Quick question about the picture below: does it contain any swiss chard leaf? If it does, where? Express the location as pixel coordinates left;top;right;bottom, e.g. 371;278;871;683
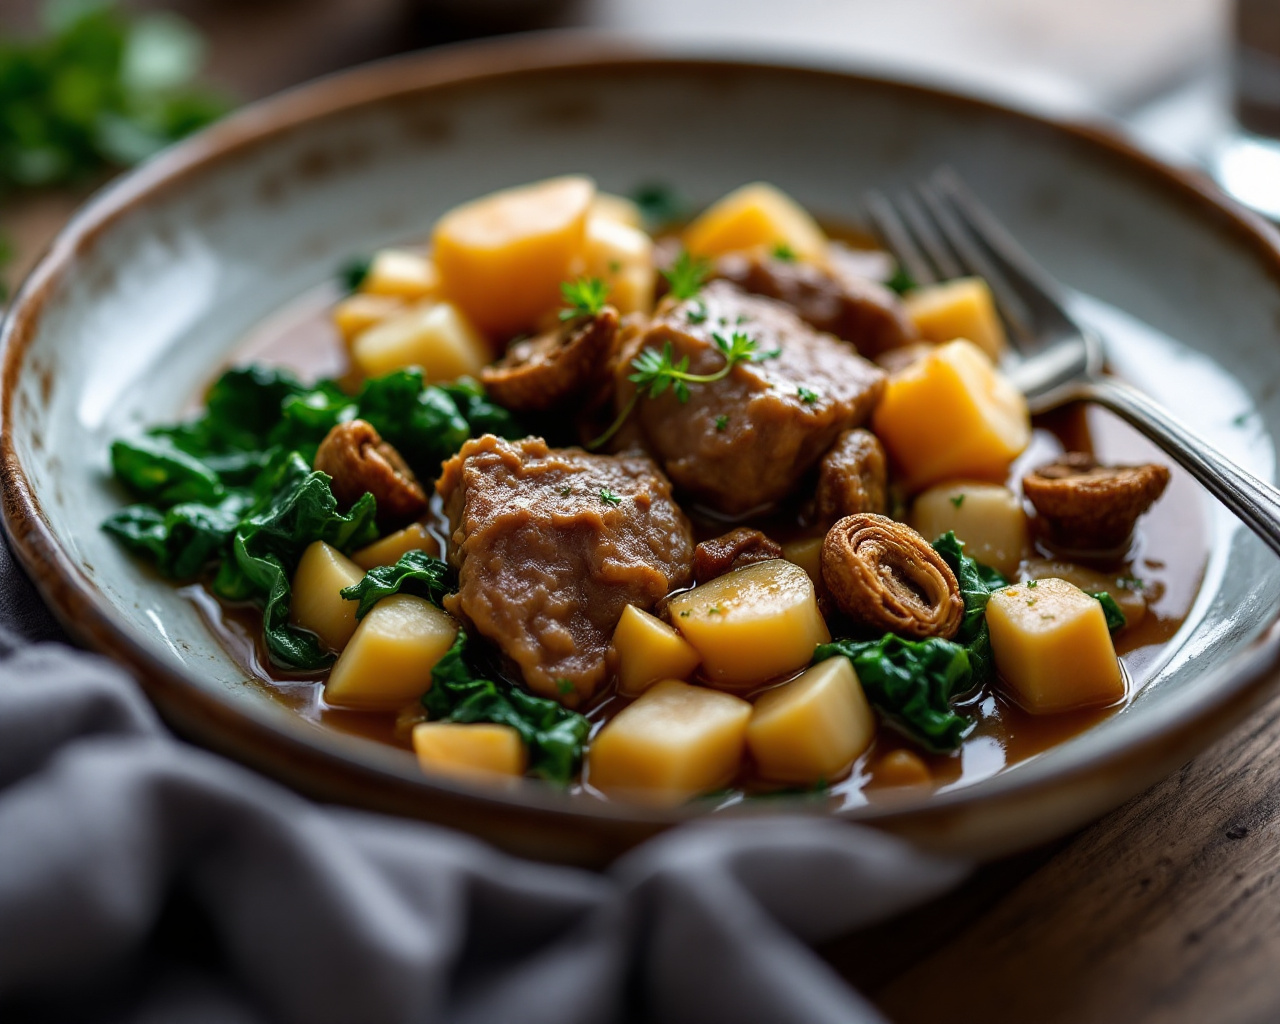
437;378;523;442
103;496;247;579
423;633;590;784
815;635;975;752
355;369;471;478
341;550;453;619
109;435;224;505
932;530;1007;685
1090;592;1127;632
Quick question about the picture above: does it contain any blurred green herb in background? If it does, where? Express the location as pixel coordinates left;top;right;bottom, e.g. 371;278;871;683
0;0;230;300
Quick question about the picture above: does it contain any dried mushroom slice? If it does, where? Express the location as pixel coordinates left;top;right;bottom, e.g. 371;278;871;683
1022;452;1170;550
480;307;619;412
812;428;888;526
821;514;963;639
693;527;784;584
314;418;428;529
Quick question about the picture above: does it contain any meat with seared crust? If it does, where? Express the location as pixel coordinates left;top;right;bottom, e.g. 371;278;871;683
436;435;693;705
713;253;917;358
616;280;886;514
693;527;784;584
314;419;428;529
1022;452;1170;550
813;428;889;526
481;307;619;412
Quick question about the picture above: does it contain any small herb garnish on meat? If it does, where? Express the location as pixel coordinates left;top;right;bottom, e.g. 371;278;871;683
340;550;453;619
797;386;819;405
599;488;622;507
556;678;575;695
662;250;710;301
1117;575;1145;591
686;300;709;325
771;243;797;262
587;331;771;449
560;485;573;497
715;415;729;432
1027;578;1038;587
559;276;609;322
950;493;965;508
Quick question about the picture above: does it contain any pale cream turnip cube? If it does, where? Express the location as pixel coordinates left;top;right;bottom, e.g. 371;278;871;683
910;481;1028;577
289;540;365;653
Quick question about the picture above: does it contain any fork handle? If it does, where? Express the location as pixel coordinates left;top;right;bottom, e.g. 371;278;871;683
1061;376;1280;557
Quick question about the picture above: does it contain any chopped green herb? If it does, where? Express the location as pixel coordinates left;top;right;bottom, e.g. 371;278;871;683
679;609;691;618
715;414;729;432
559;276;609;322
1089;592;1127;632
949;493;966;509
736;313;751;324
1232;411;1250;427
339;256;372;293
1117;575;1145;592
686;300;709;325
661;250;710;301
607;259;622;274
556;678;575;695
886;264;917;295
797;386;820;405
707;605;723;615
599;488;622;507
560;485;573;497
1027;578;1038;588
771;243;797;262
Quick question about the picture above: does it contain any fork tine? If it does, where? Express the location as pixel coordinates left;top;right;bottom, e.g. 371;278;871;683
894;190;963;282
865;190;937;287
913;180;1037;350
929;168;1078;334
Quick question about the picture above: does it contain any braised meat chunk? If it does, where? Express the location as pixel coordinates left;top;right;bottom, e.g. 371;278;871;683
693;527;784;584
619;280;886;514
1023;453;1170;550
314;419;428;529
481;307;619;412
713;252;916;358
813;428;889;525
437;435;693;705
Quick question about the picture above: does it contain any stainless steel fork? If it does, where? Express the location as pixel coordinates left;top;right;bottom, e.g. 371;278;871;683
865;168;1280;558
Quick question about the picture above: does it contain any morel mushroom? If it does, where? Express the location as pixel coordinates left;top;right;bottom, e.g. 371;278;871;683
693;527;784;584
480;307;619;412
314;419;428;529
821;514;963;639
812;428;889;526
1022;452;1170;550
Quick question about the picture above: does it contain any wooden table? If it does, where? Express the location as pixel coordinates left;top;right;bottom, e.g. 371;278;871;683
4;3;1275;1021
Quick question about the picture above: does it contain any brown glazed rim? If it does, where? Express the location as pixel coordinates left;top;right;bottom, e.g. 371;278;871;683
5;32;1280;848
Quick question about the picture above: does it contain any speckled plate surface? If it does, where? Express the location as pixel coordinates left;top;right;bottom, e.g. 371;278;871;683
6;35;1280;866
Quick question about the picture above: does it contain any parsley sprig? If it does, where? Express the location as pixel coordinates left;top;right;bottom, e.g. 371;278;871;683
661;250;710;301
588;331;775;449
559;276;609;322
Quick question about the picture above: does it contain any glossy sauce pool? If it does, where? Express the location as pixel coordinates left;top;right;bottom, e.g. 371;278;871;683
193;283;1209;810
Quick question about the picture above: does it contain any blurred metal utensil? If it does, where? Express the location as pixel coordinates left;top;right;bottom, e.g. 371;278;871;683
866;168;1280;557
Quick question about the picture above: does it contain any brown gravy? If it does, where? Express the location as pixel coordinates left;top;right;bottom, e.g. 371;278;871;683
192;285;1208;807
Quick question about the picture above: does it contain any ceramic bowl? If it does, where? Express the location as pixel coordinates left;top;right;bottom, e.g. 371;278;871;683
6;36;1280;866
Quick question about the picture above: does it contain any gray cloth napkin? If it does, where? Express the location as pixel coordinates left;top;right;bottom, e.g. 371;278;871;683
0;536;968;1023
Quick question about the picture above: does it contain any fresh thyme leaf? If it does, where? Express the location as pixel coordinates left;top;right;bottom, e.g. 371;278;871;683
599;488;622;507
560;485;573;497
556;677;575;695
715;415;729;431
686;300;708;325
662;250;710;301
559;276;609;322
797;386;819;405
771;243;797;262
949;493;965;508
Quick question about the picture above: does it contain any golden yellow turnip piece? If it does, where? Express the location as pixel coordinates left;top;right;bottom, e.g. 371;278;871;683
747;658;875;785
351;522;440;571
360;249;439;299
289;541;365;653
331;293;405;344
986;578;1125;715
324;594;458;711
903;277;1007;360
583;216;655;314
612;604;701;697
872;749;932;788
433;175;596;338
412;722;526;783
587;679;752;805
351;301;489;383
872;339;1030;491
683;182;828;262
591;192;644;229
910;481;1028;578
781;536;825;590
667;559;830;688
